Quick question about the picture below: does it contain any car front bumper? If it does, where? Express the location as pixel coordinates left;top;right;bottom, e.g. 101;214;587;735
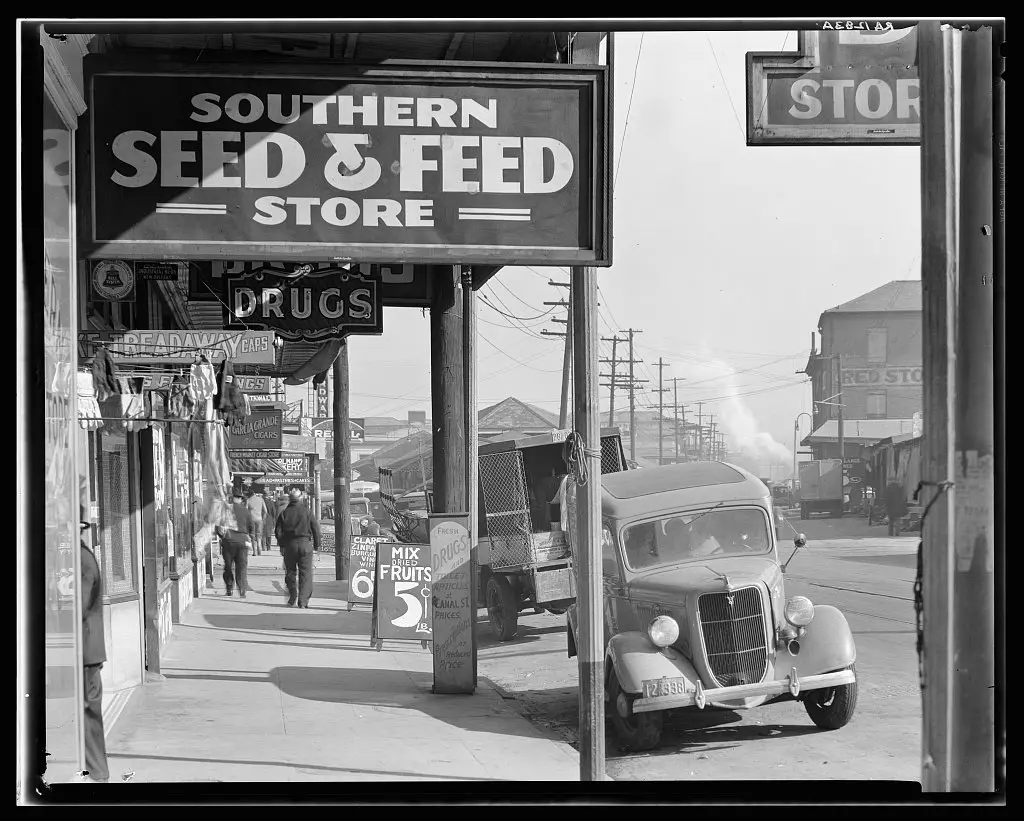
631;667;856;714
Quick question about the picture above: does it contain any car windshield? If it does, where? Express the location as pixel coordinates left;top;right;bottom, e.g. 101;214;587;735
620;507;772;572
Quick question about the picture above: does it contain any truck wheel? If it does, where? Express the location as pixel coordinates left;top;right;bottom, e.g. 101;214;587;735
486;575;519;642
804;665;858;730
607;667;663;751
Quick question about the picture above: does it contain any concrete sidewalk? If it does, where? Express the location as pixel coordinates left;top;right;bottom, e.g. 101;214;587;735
105;560;581;782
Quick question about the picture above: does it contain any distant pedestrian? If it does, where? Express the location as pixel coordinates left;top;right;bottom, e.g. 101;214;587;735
80;523;109;783
275;486;322;608
884;481;909;537
246;490;268;556
217;491;257;597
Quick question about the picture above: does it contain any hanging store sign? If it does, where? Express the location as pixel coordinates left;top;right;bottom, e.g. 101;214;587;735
81;58;611;266
226;266;382;342
841;366;923;386
747;25;920;145
91;259;135;301
228;409;283;450
79;329;276;365
315;382;329;417
235;375;271;394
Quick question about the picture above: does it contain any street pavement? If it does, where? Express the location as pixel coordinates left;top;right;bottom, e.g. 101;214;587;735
102;553;581;783
473;514;924;783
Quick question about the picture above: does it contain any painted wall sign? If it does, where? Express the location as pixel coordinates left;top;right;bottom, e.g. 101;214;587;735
228;409;283;450
91;259;135;301
346;535;389;610
79;329;276;365
842;366;923;386
82;58;611;266
747;26;920;145
226;266;382;342
235;375;271;394
373;542;433;644
429;514;474;693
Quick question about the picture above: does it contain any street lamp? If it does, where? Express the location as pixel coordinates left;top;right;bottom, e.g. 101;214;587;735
793;412;813;490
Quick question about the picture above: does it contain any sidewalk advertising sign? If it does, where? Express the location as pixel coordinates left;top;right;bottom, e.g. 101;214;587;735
226;265;383;342
79;329;276;365
370;542;433;650
229;409;283;450
345;535;389;610
747;25;919;145
81;57;612;266
429;513;475;693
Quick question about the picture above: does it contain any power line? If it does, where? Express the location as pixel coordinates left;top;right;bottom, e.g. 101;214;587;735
614;32;645;190
706;33;745;141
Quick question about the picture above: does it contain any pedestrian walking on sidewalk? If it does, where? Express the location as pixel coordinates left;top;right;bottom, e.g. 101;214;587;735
217;491;257;597
80;523;110;783
246;489;268;556
884;481;908;537
275;486;322;608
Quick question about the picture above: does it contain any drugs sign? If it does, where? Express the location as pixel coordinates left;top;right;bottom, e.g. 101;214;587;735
82;57;611;266
747;26;920;145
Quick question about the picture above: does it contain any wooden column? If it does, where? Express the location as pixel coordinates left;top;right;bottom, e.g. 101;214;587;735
138;426;161;675
430;266;466;514
462;267;479;686
918;21;962;792
332;340;351;580
571;31;608;784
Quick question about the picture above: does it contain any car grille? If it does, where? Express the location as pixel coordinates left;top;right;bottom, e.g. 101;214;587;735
697;586;769;688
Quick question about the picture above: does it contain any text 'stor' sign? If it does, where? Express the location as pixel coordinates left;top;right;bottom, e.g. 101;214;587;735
375;543;433;641
429;514;474;693
347;535;389;606
747;26;920;145
229;409;283;450
842;366;923;386
84;58;610;266
227;267;382;342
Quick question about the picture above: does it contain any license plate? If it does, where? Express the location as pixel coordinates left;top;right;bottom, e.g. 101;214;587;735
641;677;690;699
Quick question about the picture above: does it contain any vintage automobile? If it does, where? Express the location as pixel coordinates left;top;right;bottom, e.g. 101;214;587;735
563;460;858;751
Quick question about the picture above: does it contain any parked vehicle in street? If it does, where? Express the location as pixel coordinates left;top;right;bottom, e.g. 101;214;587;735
563;460;858;751
476;428;629;641
798;459;845;519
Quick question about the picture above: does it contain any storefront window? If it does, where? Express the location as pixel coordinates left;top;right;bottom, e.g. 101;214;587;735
151;420;171;585
169;428;194;572
42;91;83;783
87;429;139;596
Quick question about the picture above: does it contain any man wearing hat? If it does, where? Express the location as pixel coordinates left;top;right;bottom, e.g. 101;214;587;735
80;518;110;782
216;490;258;597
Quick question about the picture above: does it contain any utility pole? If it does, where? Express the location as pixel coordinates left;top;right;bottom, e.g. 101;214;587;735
708;417;716;461
696;402;704;460
621;329;642;462
654;359;669;465
600;335;625;427
543;295;573;429
669;377;685;464
332;340;351;581
918;21;998;792
835;354;845;461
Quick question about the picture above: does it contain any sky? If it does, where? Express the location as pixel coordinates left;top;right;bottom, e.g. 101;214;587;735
288;28;922;474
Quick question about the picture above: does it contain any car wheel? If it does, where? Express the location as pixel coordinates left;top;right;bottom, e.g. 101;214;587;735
804;665;858;730
607;666;664;751
486;575;519;642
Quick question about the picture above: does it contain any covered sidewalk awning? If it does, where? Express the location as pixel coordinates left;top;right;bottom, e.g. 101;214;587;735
801;418;917;447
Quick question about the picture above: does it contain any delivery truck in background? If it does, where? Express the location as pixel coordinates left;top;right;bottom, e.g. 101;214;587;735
798;458;844;519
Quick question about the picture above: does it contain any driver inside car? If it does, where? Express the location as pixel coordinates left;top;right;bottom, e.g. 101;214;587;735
625;522;659;569
684;514;722;558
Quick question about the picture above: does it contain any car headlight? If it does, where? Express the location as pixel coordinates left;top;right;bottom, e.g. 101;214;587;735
648;615;680;648
784;596;815;627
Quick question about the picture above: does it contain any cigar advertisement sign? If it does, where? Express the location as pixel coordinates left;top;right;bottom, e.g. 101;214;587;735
228;409;283;451
747;25;920;145
82;57;611;266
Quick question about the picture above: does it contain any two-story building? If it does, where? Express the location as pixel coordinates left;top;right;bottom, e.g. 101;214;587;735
801;280;922;463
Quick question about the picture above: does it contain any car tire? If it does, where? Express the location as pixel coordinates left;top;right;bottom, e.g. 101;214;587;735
607;667;664;752
486;575;519;642
804;664;858;730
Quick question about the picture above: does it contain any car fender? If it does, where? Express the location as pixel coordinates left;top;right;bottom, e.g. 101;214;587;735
606;631;700;695
773;604;857;678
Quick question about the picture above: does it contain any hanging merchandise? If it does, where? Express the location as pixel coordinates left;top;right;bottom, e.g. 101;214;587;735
242;392;252;416
216;359;249;426
166;378;196;421
122;391;149;433
188;356;217;404
76;371;104;431
90;345;121;402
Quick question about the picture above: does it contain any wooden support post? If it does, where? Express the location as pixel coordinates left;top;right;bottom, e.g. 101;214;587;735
332;341;351;580
430;266;466;515
950;24;995;792
462;266;480;687
571;32;607;783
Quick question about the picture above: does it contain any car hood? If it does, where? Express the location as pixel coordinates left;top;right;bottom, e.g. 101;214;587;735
627;556;782;600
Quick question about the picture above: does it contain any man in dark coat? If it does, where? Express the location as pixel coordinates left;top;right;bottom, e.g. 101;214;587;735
80;525;110;783
217;491;257;597
884;481;909;536
275;487;322;608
